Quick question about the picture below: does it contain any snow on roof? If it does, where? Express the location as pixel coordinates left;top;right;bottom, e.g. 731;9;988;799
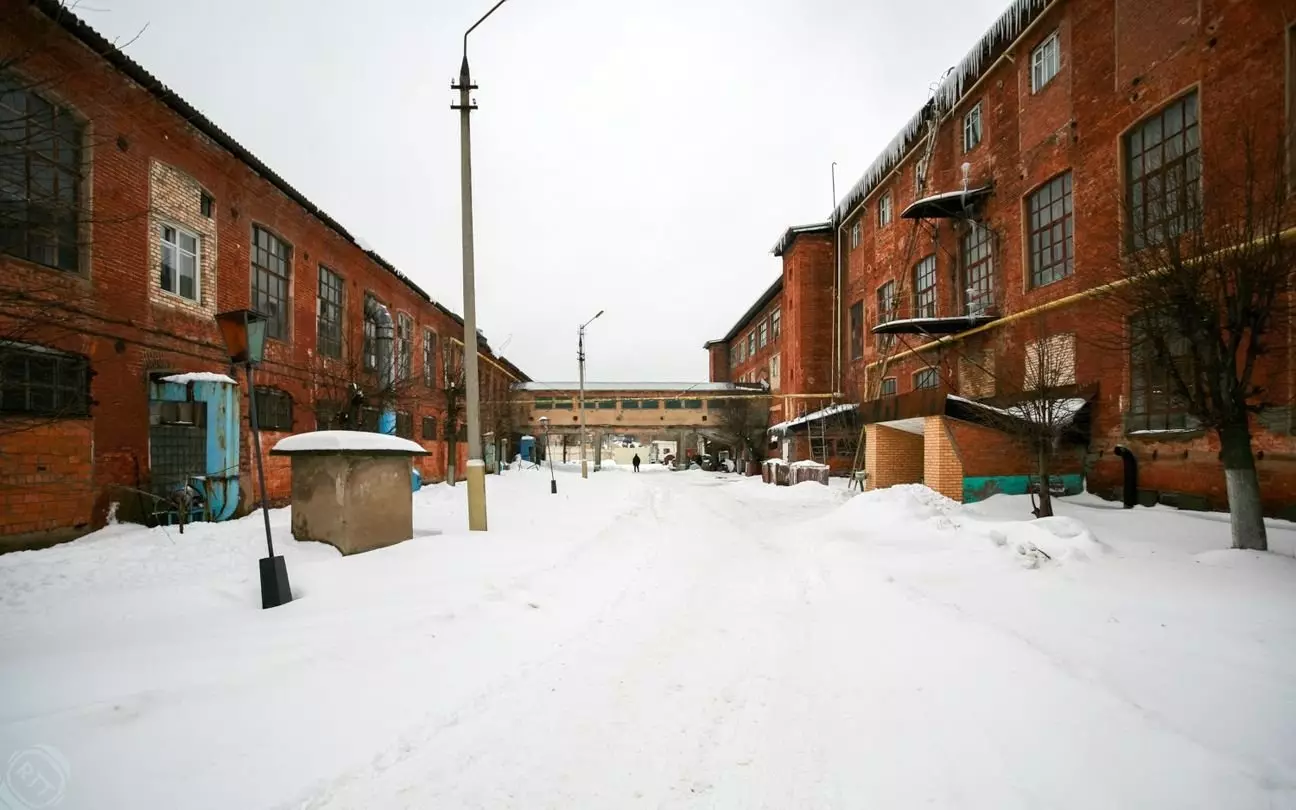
769;402;857;433
770;222;832;256
790;460;829;468
521;435;535;440
831;0;1053;225
948;395;1088;427
900;186;992;218
271;430;427;455
517;382;739;393
160;372;237;385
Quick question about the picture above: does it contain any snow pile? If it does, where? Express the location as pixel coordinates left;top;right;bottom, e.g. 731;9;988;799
160;371;237;385
818;483;960;533
789;460;828;468
984;516;1109;568
272;430;426;454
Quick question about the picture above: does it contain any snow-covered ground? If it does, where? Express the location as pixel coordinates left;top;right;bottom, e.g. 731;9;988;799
2;468;1295;809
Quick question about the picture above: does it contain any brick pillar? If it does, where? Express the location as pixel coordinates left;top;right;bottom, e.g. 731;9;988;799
863;424;924;490
923;416;964;502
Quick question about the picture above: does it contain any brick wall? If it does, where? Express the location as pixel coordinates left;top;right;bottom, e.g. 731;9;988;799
781;234;834;396
864;424;923;490
0;3;526;542
839;0;1296;515
923;417;964;502
0;421;95;548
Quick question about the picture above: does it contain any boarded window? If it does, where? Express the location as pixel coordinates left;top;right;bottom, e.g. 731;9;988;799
1024;333;1076;390
253;387;293;431
959;349;996;399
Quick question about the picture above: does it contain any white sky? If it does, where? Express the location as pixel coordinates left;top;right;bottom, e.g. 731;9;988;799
88;0;1013;381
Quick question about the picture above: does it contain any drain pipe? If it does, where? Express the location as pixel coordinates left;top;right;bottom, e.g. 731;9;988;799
1113;445;1138;509
364;296;397;435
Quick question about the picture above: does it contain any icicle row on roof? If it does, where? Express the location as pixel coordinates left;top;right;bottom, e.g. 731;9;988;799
831;0;1052;226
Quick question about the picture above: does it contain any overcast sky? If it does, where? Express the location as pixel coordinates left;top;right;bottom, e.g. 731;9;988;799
89;0;1011;382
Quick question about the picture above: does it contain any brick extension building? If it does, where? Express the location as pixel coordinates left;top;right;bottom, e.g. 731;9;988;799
708;0;1296;516
0;1;527;548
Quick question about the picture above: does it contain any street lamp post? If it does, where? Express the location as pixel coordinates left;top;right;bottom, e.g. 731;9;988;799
452;0;512;531
214;309;292;609
540;415;556;494
578;310;603;479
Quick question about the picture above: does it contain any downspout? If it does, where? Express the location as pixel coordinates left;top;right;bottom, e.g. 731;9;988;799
364;296;397;435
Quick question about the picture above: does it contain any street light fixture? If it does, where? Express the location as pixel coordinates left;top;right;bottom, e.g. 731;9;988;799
578;310;603;479
214;308;291;609
452;0;513;531
540;415;556;494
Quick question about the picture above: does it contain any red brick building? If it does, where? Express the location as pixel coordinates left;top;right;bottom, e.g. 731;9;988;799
0;2;527;548
710;0;1296;515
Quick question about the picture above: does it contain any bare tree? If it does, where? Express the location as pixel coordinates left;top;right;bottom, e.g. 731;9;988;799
1092;130;1292;550
712;394;770;469
442;340;465;485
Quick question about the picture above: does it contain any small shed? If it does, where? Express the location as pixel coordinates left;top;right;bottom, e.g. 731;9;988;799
789;459;830;486
271;431;427;555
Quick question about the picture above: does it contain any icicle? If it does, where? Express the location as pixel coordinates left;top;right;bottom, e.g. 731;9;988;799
961;162;972;193
830;0;1053;226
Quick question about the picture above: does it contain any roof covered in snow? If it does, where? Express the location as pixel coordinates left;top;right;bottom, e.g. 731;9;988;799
901;186;993;220
769;403;858;433
517;382;740;393
160;372;237;385
770;222;833;257
271;431;427;455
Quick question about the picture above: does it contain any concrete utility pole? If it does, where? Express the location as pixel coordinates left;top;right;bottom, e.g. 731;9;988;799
453;0;512;531
578;310;603;478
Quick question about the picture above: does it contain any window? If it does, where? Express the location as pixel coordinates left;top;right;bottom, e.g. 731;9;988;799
849;301;864;360
1028;172;1074;287
737;340;746;363
551;398;573;410
771;308;781;338
1031;31;1060;93
880;377;897;397
758;320;768;348
253;387;292;431
915;367;938;390
363;294;380;372
1129;315;1192;431
640;399;659;409
422;415;437;440
850;220;861;249
1025;333;1076;390
665;399;683;409
621;399;640;409
199;192;213;218
1126;91;1200;250
683;399;703;409
770;354;781;390
0;76;83;272
963;102;982;152
159;224;199;301
316;266;343;359
962;224;994;315
442;342;463;389
395;313;413;381
876;280;897;349
914;255;937;318
747;331;756;357
0;344;88;416
251;226;291;340
315;400;344;430
878;192;893;227
395;411;413;439
423;329;437;386
730;346;738;368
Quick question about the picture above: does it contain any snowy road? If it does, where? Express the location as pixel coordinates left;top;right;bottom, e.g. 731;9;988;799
2;468;1295;809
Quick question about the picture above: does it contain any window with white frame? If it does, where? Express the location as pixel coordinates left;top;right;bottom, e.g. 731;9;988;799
878;192;893;227
850;220;861;249
963;102;982;152
1031;31;1060;93
159;224;199;301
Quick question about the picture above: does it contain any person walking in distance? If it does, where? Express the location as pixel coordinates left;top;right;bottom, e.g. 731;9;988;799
632;453;641;473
